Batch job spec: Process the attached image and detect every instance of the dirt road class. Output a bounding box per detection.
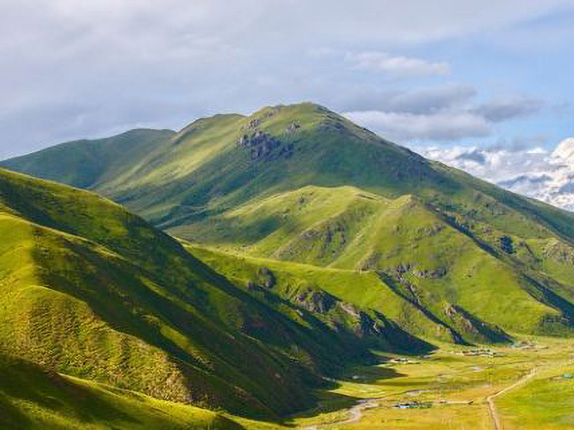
[302,398,380,430]
[486,368,537,430]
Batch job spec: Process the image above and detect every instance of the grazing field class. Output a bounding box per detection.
[232,337,574,429]
[498,363,574,430]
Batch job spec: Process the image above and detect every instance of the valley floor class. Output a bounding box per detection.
[234,336,574,430]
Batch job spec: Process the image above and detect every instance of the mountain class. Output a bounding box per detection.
[418,138,574,211]
[1,128,175,189]
[5,103,574,344]
[0,167,431,425]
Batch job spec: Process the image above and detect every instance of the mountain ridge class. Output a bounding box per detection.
[4,102,574,342]
[4,102,574,426]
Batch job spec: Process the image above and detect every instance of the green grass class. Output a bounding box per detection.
[3,102,574,427]
[236,337,574,430]
[498,362,574,429]
[0,129,175,189]
[6,102,574,340]
[2,167,444,420]
[0,353,243,430]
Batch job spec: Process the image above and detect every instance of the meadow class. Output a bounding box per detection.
[233,336,574,429]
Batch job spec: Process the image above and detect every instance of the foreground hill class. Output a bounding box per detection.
[0,168,430,422]
[0,354,242,430]
[4,103,574,343]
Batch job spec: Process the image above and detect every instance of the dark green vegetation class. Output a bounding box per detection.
[0,167,423,426]
[0,353,243,430]
[6,103,574,343]
[4,102,574,427]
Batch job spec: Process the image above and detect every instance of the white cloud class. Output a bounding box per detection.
[415,138,574,211]
[0,0,572,156]
[474,98,544,122]
[341,90,545,143]
[343,111,490,141]
[346,52,450,77]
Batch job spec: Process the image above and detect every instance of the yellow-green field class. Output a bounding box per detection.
[233,336,574,430]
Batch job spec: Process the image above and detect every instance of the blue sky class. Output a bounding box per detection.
[1,0,573,158]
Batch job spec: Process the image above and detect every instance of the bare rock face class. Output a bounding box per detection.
[379,263,447,279]
[285,123,301,134]
[294,288,337,314]
[339,302,361,317]
[245,118,262,130]
[257,266,276,289]
[413,267,447,279]
[237,130,289,160]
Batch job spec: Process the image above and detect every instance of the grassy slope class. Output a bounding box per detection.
[0,354,243,430]
[3,103,574,341]
[183,184,574,340]
[0,168,441,420]
[0,129,175,189]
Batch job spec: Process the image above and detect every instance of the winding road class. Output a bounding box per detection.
[302,365,544,430]
[302,398,380,430]
[486,367,538,430]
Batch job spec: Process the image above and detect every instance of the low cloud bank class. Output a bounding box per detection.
[414,138,574,211]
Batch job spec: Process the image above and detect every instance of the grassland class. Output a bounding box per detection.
[8,103,574,341]
[231,337,574,429]
[2,103,574,428]
[4,338,569,430]
[1,167,416,419]
[0,354,243,430]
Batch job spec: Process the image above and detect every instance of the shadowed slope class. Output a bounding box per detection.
[0,353,244,430]
[4,103,574,341]
[0,168,431,419]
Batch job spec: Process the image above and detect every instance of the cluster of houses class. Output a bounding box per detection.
[393,401,432,409]
[456,349,501,357]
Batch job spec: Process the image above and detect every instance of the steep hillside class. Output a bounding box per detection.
[4,102,574,341]
[181,185,574,338]
[0,353,242,430]
[0,168,425,419]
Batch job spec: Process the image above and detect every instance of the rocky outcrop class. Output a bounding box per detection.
[412,267,447,279]
[246,267,277,291]
[285,123,301,134]
[237,130,293,160]
[543,240,574,264]
[293,288,337,314]
[257,266,276,289]
[379,263,447,279]
[245,118,262,130]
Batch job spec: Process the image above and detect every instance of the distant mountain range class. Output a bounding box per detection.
[418,138,574,212]
[2,102,574,428]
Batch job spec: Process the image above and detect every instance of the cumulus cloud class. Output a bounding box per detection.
[342,87,544,142]
[346,52,450,77]
[344,111,490,141]
[414,138,574,211]
[0,0,572,156]
[474,98,544,122]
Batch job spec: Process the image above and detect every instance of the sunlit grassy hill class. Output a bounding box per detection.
[5,103,574,342]
[0,168,430,422]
